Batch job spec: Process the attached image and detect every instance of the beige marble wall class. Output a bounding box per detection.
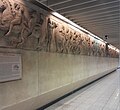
[0,48,119,110]
[0,49,39,109]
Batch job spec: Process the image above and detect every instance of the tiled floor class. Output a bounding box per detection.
[45,69,120,110]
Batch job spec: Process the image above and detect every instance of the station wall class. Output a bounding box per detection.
[0,0,119,110]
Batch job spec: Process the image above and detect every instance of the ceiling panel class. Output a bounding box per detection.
[36,0,120,49]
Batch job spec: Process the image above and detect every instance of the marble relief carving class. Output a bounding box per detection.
[0,0,44,49]
[0,0,119,58]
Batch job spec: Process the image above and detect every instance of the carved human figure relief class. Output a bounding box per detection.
[55,25,65,53]
[69,31,75,53]
[86,36,91,55]
[75,33,81,54]
[67,30,74,53]
[34,13,44,49]
[46,18,56,52]
[64,28,70,53]
[91,40,95,56]
[98,44,102,56]
[68,30,73,53]
[82,35,88,54]
[17,10,44,48]
[75,33,83,54]
[70,31,78,54]
[101,44,105,56]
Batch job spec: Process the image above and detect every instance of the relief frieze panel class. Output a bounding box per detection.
[0,0,119,58]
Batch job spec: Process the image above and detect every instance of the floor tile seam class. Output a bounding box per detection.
[101,88,117,110]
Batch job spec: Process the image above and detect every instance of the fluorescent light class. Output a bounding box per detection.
[52,12,70,23]
[52,12,86,31]
[108,45,115,49]
[108,45,120,53]
[49,0,72,7]
[69,25,82,32]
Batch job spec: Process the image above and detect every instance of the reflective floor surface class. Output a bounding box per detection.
[45,69,120,110]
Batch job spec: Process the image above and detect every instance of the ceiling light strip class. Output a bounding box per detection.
[66,9,119,19]
[49,0,72,7]
[76,17,119,24]
[60,0,119,14]
[56,0,97,11]
[67,5,118,17]
[73,13,119,23]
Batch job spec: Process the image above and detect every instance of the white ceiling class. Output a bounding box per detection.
[37,0,120,49]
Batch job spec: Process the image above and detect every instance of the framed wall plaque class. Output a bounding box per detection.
[0,53,22,83]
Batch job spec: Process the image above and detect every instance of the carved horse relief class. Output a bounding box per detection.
[0,0,44,48]
[0,0,14,28]
[0,0,27,46]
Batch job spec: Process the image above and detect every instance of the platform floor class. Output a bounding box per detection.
[45,69,120,110]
